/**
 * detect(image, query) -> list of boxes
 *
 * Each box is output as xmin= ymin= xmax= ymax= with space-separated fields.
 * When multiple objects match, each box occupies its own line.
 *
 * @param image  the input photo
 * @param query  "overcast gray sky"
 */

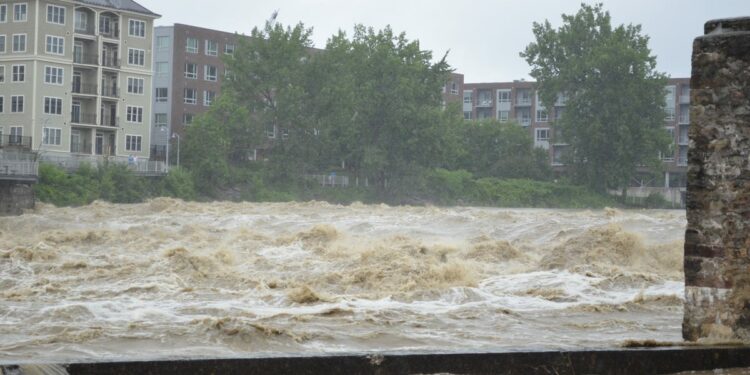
xmin=137 ymin=0 xmax=748 ymax=82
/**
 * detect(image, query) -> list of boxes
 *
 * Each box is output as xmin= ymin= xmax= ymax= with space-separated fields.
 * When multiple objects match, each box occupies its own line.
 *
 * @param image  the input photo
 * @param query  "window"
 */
xmin=43 ymin=128 xmax=62 ymax=145
xmin=555 ymin=108 xmax=564 ymax=121
xmin=11 ymin=95 xmax=23 ymax=113
xmin=0 ymin=96 xmax=3 ymax=112
xmin=74 ymin=10 xmax=88 ymax=31
xmin=665 ymin=108 xmax=676 ymax=122
xmin=155 ymin=62 xmax=168 ymax=75
xmin=184 ymin=88 xmax=197 ymax=104
xmin=451 ymin=82 xmax=458 ymax=95
xmin=186 ymin=38 xmax=198 ymax=53
xmin=0 ymin=66 xmax=4 ymax=83
xmin=205 ymin=40 xmax=217 ymax=56
xmin=13 ymin=3 xmax=26 ymax=22
xmin=126 ymin=106 xmax=143 ymax=123
xmin=154 ymin=113 xmax=167 ymax=128
xmin=184 ymin=63 xmax=197 ymax=79
xmin=10 ymin=127 xmax=23 ymax=145
xmin=156 ymin=36 xmax=170 ymax=49
xmin=125 ymin=135 xmax=142 ymax=151
xmin=182 ymin=113 xmax=194 ymax=125
xmin=44 ymin=66 xmax=63 ymax=85
xmin=44 ymin=97 xmax=63 ymax=115
xmin=99 ymin=15 xmax=112 ymax=35
xmin=0 ymin=35 xmax=5 ymax=53
xmin=128 ymin=19 xmax=145 ymax=37
xmin=11 ymin=64 xmax=24 ymax=82
xmin=498 ymin=110 xmax=509 ymax=122
xmin=536 ymin=109 xmax=549 ymax=122
xmin=127 ymin=77 xmax=144 ymax=94
xmin=128 ymin=48 xmax=145 ymax=66
xmin=224 ymin=44 xmax=235 ymax=55
xmin=155 ymin=87 xmax=168 ymax=102
xmin=203 ymin=90 xmax=215 ymax=106
xmin=47 ymin=5 xmax=65 ymax=25
xmin=0 ymin=5 xmax=6 ymax=22
xmin=46 ymin=35 xmax=65 ymax=55
xmin=463 ymin=91 xmax=472 ymax=104
xmin=463 ymin=111 xmax=472 ymax=120
xmin=12 ymin=34 xmax=25 ymax=52
xmin=498 ymin=90 xmax=511 ymax=103
xmin=204 ymin=65 xmax=217 ymax=81
xmin=536 ymin=128 xmax=550 ymax=141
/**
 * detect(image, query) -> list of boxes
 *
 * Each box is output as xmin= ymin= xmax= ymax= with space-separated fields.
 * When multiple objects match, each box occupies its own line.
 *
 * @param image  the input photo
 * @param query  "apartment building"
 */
xmin=460 ymin=78 xmax=690 ymax=188
xmin=151 ymin=24 xmax=239 ymax=160
xmin=0 ymin=0 xmax=159 ymax=164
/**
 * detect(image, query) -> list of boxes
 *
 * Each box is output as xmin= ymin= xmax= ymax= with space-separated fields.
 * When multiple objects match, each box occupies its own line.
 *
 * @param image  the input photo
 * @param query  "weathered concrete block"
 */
xmin=685 ymin=16 xmax=750 ymax=342
xmin=0 ymin=181 xmax=35 ymax=216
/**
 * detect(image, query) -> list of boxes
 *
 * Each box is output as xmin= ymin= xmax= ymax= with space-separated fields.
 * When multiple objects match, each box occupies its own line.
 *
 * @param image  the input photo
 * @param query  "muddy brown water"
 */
xmin=0 ymin=199 xmax=686 ymax=363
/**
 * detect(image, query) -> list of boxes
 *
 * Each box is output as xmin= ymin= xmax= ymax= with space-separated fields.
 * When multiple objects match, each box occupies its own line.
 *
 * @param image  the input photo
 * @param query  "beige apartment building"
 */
xmin=0 ymin=0 xmax=160 ymax=170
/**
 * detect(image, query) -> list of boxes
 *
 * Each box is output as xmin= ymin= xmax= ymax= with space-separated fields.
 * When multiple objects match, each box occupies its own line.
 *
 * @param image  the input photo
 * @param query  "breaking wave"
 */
xmin=0 ymin=199 xmax=686 ymax=362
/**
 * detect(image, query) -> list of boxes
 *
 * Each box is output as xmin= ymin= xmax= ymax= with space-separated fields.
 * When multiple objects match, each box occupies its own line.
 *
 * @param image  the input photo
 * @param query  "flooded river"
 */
xmin=0 ymin=199 xmax=686 ymax=363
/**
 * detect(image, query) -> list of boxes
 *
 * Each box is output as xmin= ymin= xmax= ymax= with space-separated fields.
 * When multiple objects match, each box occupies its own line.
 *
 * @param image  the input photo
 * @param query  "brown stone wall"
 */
xmin=684 ymin=17 xmax=750 ymax=341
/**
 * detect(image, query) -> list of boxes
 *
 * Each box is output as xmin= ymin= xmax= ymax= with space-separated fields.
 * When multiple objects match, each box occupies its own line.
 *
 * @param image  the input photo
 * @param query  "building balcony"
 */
xmin=100 ymin=26 xmax=120 ymax=40
xmin=475 ymin=99 xmax=493 ymax=108
xmin=70 ymin=142 xmax=93 ymax=154
xmin=516 ymin=98 xmax=532 ymax=106
xmin=677 ymin=157 xmax=688 ymax=167
xmin=101 ymin=116 xmax=120 ymax=127
xmin=74 ymin=54 xmax=98 ymax=65
xmin=71 ymin=113 xmax=97 ymax=125
xmin=679 ymin=136 xmax=689 ymax=145
xmin=74 ymin=25 xmax=96 ymax=36
xmin=679 ymin=114 xmax=690 ymax=124
xmin=0 ymin=135 xmax=33 ymax=150
xmin=102 ymin=57 xmax=121 ymax=69
xmin=679 ymin=95 xmax=690 ymax=104
xmin=101 ymin=86 xmax=120 ymax=98
xmin=72 ymin=83 xmax=98 ymax=95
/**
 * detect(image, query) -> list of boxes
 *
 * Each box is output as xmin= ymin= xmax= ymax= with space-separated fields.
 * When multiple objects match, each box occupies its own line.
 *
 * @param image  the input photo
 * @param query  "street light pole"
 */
xmin=172 ymin=133 xmax=180 ymax=167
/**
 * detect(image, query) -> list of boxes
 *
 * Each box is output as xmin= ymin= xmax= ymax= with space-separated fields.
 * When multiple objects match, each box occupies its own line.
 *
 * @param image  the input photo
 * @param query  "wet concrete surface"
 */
xmin=5 ymin=346 xmax=750 ymax=375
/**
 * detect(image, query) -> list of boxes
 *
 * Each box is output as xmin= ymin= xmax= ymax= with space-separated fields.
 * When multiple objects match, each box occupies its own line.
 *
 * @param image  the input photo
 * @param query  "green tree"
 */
xmin=182 ymin=95 xmax=259 ymax=195
xmin=458 ymin=119 xmax=551 ymax=180
xmin=313 ymin=25 xmax=456 ymax=187
xmin=521 ymin=3 xmax=669 ymax=194
xmin=222 ymin=18 xmax=320 ymax=182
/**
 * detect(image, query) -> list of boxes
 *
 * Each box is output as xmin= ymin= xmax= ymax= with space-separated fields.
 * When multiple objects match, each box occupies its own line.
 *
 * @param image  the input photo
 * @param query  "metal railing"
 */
xmin=0 ymin=135 xmax=33 ymax=149
xmin=75 ymin=25 xmax=95 ymax=36
xmin=101 ymin=86 xmax=120 ymax=98
xmin=71 ymin=113 xmax=97 ymax=125
xmin=101 ymin=116 xmax=119 ymax=127
xmin=40 ymin=153 xmax=168 ymax=175
xmin=677 ymin=157 xmax=688 ymax=166
xmin=475 ymin=99 xmax=493 ymax=107
xmin=516 ymin=98 xmax=532 ymax=106
xmin=308 ymin=174 xmax=350 ymax=187
xmin=70 ymin=142 xmax=93 ymax=154
xmin=74 ymin=53 xmax=98 ymax=65
xmin=100 ymin=28 xmax=120 ymax=39
xmin=72 ymin=83 xmax=98 ymax=95
xmin=0 ymin=159 xmax=38 ymax=178
xmin=102 ymin=57 xmax=121 ymax=68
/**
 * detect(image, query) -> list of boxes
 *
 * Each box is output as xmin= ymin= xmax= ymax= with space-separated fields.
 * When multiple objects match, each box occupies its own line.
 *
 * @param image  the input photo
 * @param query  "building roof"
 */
xmin=76 ymin=0 xmax=159 ymax=17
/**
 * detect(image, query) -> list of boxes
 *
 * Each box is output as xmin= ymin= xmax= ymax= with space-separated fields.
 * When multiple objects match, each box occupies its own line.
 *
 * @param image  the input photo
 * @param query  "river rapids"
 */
xmin=0 ymin=199 xmax=686 ymax=363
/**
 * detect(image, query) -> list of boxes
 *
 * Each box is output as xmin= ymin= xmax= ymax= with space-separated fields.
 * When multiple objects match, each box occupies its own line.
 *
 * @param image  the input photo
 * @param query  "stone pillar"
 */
xmin=0 ymin=181 xmax=35 ymax=216
xmin=684 ymin=17 xmax=750 ymax=342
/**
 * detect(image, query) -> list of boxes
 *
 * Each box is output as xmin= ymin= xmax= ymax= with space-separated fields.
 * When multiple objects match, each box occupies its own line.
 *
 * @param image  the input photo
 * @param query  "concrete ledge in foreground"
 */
xmin=5 ymin=346 xmax=750 ymax=375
